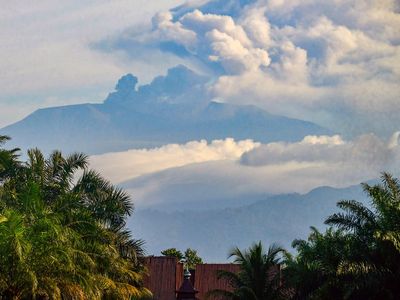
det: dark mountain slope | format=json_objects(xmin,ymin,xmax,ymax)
[{"xmin": 130, "ymin": 183, "xmax": 369, "ymax": 262}]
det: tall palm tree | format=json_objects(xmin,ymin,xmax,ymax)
[
  {"xmin": 207, "ymin": 241, "xmax": 285, "ymax": 300},
  {"xmin": 324, "ymin": 173, "xmax": 400, "ymax": 299},
  {"xmin": 285, "ymin": 173, "xmax": 400, "ymax": 299},
  {"xmin": 283, "ymin": 227, "xmax": 350, "ymax": 299}
]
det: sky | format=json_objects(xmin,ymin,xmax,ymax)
[
  {"xmin": 1, "ymin": 0, "xmax": 399, "ymax": 132},
  {"xmin": 1, "ymin": 0, "xmax": 400, "ymax": 206},
  {"xmin": 0, "ymin": 0, "xmax": 186, "ymax": 127}
]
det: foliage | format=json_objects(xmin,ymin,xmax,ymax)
[
  {"xmin": 184, "ymin": 248, "xmax": 203, "ymax": 269},
  {"xmin": 285, "ymin": 173, "xmax": 400, "ymax": 299},
  {"xmin": 207, "ymin": 241, "xmax": 285, "ymax": 300},
  {"xmin": 0, "ymin": 135, "xmax": 151, "ymax": 299},
  {"xmin": 284, "ymin": 228, "xmax": 350, "ymax": 299},
  {"xmin": 161, "ymin": 248, "xmax": 184, "ymax": 260},
  {"xmin": 214, "ymin": 174, "xmax": 400, "ymax": 299},
  {"xmin": 161, "ymin": 247, "xmax": 203, "ymax": 269}
]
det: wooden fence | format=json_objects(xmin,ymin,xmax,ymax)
[
  {"xmin": 194, "ymin": 263, "xmax": 240, "ymax": 300},
  {"xmin": 143, "ymin": 256, "xmax": 183, "ymax": 300}
]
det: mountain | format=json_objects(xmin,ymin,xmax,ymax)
[
  {"xmin": 0, "ymin": 65, "xmax": 330, "ymax": 155},
  {"xmin": 129, "ymin": 183, "xmax": 370, "ymax": 262}
]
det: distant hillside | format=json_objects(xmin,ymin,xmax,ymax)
[
  {"xmin": 129, "ymin": 183, "xmax": 370, "ymax": 262},
  {"xmin": 0, "ymin": 65, "xmax": 330, "ymax": 155}
]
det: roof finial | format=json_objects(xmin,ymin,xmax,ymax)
[{"xmin": 176, "ymin": 259, "xmax": 198, "ymax": 300}]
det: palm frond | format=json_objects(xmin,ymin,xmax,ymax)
[{"xmin": 206, "ymin": 288, "xmax": 236, "ymax": 300}]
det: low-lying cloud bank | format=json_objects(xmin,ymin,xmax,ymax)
[
  {"xmin": 90, "ymin": 138, "xmax": 259, "ymax": 183},
  {"xmin": 241, "ymin": 134, "xmax": 397, "ymax": 170},
  {"xmin": 91, "ymin": 132, "xmax": 400, "ymax": 208}
]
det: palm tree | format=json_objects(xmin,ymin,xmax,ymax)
[
  {"xmin": 324, "ymin": 173, "xmax": 400, "ymax": 299},
  {"xmin": 0, "ymin": 137, "xmax": 151, "ymax": 299},
  {"xmin": 0, "ymin": 135, "xmax": 20, "ymax": 182},
  {"xmin": 283, "ymin": 227, "xmax": 350, "ymax": 299},
  {"xmin": 207, "ymin": 241, "xmax": 285, "ymax": 300},
  {"xmin": 285, "ymin": 173, "xmax": 400, "ymax": 299},
  {"xmin": 0, "ymin": 209, "xmax": 36, "ymax": 299}
]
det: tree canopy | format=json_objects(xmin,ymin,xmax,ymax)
[
  {"xmin": 284, "ymin": 173, "xmax": 400, "ymax": 299},
  {"xmin": 0, "ymin": 135, "xmax": 151, "ymax": 299},
  {"xmin": 161, "ymin": 247, "xmax": 203, "ymax": 270}
]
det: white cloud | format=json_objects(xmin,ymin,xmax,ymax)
[
  {"xmin": 181, "ymin": 9, "xmax": 250, "ymax": 45},
  {"xmin": 206, "ymin": 29, "xmax": 270, "ymax": 73},
  {"xmin": 240, "ymin": 134, "xmax": 393, "ymax": 168},
  {"xmin": 300, "ymin": 135, "xmax": 344, "ymax": 145},
  {"xmin": 152, "ymin": 11, "xmax": 197, "ymax": 48},
  {"xmin": 240, "ymin": 6, "xmax": 271, "ymax": 49},
  {"xmin": 90, "ymin": 138, "xmax": 260, "ymax": 183},
  {"xmin": 122, "ymin": 133, "xmax": 400, "ymax": 208},
  {"xmin": 199, "ymin": 10, "xmax": 270, "ymax": 72},
  {"xmin": 147, "ymin": 9, "xmax": 271, "ymax": 74}
]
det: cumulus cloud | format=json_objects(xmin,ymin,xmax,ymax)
[
  {"xmin": 152, "ymin": 11, "xmax": 197, "ymax": 48},
  {"xmin": 240, "ymin": 6, "xmax": 271, "ymax": 49},
  {"xmin": 90, "ymin": 138, "xmax": 260, "ymax": 183},
  {"xmin": 122, "ymin": 133, "xmax": 400, "ymax": 208},
  {"xmin": 139, "ymin": 8, "xmax": 271, "ymax": 74},
  {"xmin": 182, "ymin": 9, "xmax": 271, "ymax": 73},
  {"xmin": 181, "ymin": 9, "xmax": 250, "ymax": 44}
]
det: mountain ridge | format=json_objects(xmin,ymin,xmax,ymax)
[
  {"xmin": 0, "ymin": 65, "xmax": 331, "ymax": 155},
  {"xmin": 130, "ymin": 182, "xmax": 370, "ymax": 262}
]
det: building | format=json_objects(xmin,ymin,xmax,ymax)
[{"xmin": 143, "ymin": 256, "xmax": 240, "ymax": 300}]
